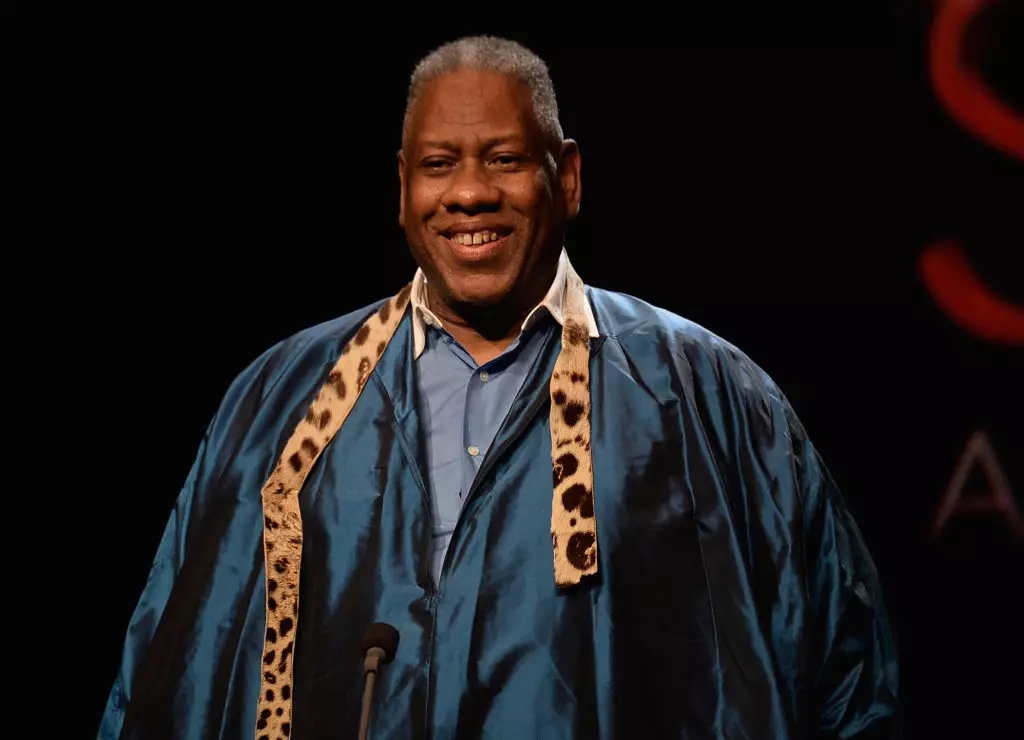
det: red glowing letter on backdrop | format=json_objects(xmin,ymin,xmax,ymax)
[
  {"xmin": 919, "ymin": 242, "xmax": 1024, "ymax": 345},
  {"xmin": 918, "ymin": 0, "xmax": 1024, "ymax": 346},
  {"xmin": 931, "ymin": 431, "xmax": 1024, "ymax": 539}
]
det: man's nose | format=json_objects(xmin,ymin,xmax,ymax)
[{"xmin": 441, "ymin": 159, "xmax": 500, "ymax": 212}]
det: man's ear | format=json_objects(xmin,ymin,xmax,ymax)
[
  {"xmin": 558, "ymin": 139, "xmax": 581, "ymax": 218},
  {"xmin": 398, "ymin": 149, "xmax": 406, "ymax": 228}
]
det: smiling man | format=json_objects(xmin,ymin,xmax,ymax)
[{"xmin": 100, "ymin": 37, "xmax": 899, "ymax": 739}]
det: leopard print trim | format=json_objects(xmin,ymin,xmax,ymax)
[
  {"xmin": 550, "ymin": 266, "xmax": 598, "ymax": 586},
  {"xmin": 255, "ymin": 285, "xmax": 412, "ymax": 740},
  {"xmin": 254, "ymin": 266, "xmax": 598, "ymax": 738}
]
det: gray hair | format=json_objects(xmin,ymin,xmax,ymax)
[{"xmin": 402, "ymin": 36, "xmax": 564, "ymax": 152}]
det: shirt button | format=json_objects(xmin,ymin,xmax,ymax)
[
  {"xmin": 479, "ymin": 371, "xmax": 490, "ymax": 382},
  {"xmin": 467, "ymin": 445, "xmax": 480, "ymax": 457}
]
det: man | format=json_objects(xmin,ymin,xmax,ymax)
[{"xmin": 100, "ymin": 36, "xmax": 899, "ymax": 739}]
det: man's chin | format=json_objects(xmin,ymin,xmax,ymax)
[
  {"xmin": 447, "ymin": 290, "xmax": 508, "ymax": 312},
  {"xmin": 442, "ymin": 275, "xmax": 515, "ymax": 308}
]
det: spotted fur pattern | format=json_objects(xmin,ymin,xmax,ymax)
[
  {"xmin": 255, "ymin": 285, "xmax": 412, "ymax": 740},
  {"xmin": 549, "ymin": 266, "xmax": 598, "ymax": 586},
  {"xmin": 253, "ymin": 265, "xmax": 598, "ymax": 738}
]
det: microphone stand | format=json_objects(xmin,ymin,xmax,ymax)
[{"xmin": 358, "ymin": 646, "xmax": 387, "ymax": 740}]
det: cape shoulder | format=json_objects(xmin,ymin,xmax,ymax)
[
  {"xmin": 213, "ymin": 297, "xmax": 391, "ymax": 411},
  {"xmin": 192, "ymin": 297, "xmax": 395, "ymax": 489},
  {"xmin": 587, "ymin": 286, "xmax": 799, "ymax": 438},
  {"xmin": 586, "ymin": 287, "xmax": 825, "ymax": 545}
]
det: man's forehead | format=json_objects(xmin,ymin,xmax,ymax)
[
  {"xmin": 407, "ymin": 72, "xmax": 539, "ymax": 148},
  {"xmin": 412, "ymin": 132, "xmax": 529, "ymax": 152}
]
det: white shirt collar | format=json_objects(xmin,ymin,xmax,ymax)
[{"xmin": 409, "ymin": 248, "xmax": 600, "ymax": 359}]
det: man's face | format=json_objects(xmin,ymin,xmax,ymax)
[{"xmin": 399, "ymin": 69, "xmax": 580, "ymax": 311}]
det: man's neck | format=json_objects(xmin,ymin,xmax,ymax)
[
  {"xmin": 426, "ymin": 272, "xmax": 555, "ymax": 366},
  {"xmin": 425, "ymin": 294, "xmax": 528, "ymax": 366}
]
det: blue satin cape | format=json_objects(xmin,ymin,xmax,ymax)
[{"xmin": 99, "ymin": 288, "xmax": 899, "ymax": 739}]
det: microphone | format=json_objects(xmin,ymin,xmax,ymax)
[{"xmin": 358, "ymin": 622, "xmax": 400, "ymax": 740}]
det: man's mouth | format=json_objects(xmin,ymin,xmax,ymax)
[{"xmin": 440, "ymin": 228, "xmax": 512, "ymax": 246}]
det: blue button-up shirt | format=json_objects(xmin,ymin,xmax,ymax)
[
  {"xmin": 416, "ymin": 319, "xmax": 552, "ymax": 584},
  {"xmin": 409, "ymin": 250, "xmax": 600, "ymax": 585}
]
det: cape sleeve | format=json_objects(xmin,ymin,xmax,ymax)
[
  {"xmin": 96, "ymin": 430, "xmax": 208, "ymax": 740},
  {"xmin": 95, "ymin": 334, "xmax": 299, "ymax": 740},
  {"xmin": 788, "ymin": 406, "xmax": 901, "ymax": 739}
]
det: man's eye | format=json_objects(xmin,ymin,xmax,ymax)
[
  {"xmin": 422, "ymin": 159, "xmax": 453, "ymax": 171},
  {"xmin": 491, "ymin": 155, "xmax": 524, "ymax": 168}
]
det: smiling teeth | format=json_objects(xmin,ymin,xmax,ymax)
[{"xmin": 452, "ymin": 231, "xmax": 500, "ymax": 245}]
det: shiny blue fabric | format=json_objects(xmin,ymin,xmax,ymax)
[
  {"xmin": 418, "ymin": 319, "xmax": 552, "ymax": 584},
  {"xmin": 99, "ymin": 289, "xmax": 899, "ymax": 739}
]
